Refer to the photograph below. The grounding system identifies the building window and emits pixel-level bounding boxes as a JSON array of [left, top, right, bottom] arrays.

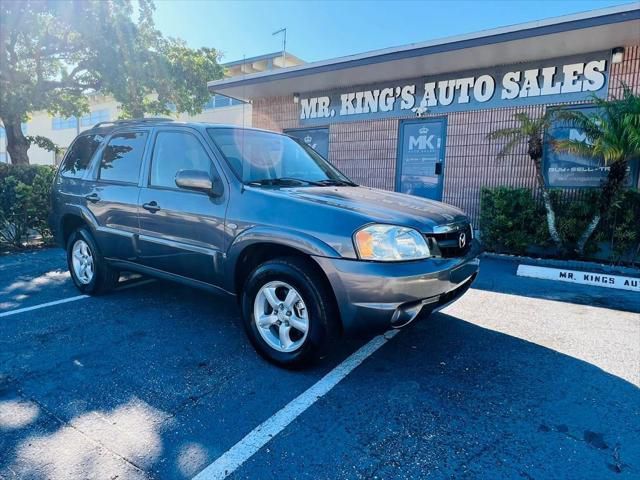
[[52, 116, 78, 130], [543, 105, 639, 188], [203, 94, 243, 110], [80, 109, 110, 127]]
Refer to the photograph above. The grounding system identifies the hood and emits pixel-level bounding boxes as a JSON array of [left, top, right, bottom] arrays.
[[282, 186, 468, 232]]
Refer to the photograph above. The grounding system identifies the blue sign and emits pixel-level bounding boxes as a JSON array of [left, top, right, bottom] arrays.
[[285, 127, 329, 158], [543, 105, 639, 188], [299, 52, 610, 125]]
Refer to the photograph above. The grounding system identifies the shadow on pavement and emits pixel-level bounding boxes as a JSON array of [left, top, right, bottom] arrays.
[[1, 255, 638, 478], [0, 280, 363, 479], [234, 312, 640, 480]]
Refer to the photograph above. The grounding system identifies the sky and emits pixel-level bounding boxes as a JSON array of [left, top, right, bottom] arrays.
[[153, 0, 636, 64]]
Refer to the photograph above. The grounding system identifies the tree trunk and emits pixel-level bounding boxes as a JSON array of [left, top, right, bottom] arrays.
[[532, 157, 562, 249], [575, 159, 629, 256], [2, 115, 30, 165], [576, 215, 601, 255]]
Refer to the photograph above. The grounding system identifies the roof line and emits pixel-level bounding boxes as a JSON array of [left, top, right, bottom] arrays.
[[222, 51, 303, 67], [208, 3, 640, 91]]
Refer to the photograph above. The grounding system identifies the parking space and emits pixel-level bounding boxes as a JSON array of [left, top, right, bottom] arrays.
[[1, 250, 638, 479]]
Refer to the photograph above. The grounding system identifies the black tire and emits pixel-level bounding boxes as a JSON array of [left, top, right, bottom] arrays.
[[241, 256, 340, 368], [66, 227, 119, 295]]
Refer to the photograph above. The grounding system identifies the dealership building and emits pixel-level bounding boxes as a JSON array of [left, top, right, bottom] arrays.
[[208, 4, 640, 224]]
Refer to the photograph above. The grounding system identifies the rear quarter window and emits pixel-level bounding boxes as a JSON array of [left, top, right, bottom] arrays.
[[60, 134, 104, 178]]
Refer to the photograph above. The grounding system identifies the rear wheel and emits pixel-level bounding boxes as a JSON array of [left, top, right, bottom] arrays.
[[66, 227, 119, 294], [241, 257, 339, 368]]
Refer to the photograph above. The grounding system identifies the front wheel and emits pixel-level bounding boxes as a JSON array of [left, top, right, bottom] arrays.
[[241, 257, 339, 368]]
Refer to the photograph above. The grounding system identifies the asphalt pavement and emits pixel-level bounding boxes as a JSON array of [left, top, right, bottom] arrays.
[[0, 249, 638, 480]]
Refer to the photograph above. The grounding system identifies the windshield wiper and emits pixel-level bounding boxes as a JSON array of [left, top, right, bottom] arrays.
[[312, 178, 358, 187], [246, 177, 321, 187]]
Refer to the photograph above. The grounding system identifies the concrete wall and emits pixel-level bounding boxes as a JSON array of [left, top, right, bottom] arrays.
[[251, 44, 640, 224]]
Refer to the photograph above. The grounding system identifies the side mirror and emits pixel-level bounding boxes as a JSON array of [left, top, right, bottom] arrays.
[[175, 169, 223, 197]]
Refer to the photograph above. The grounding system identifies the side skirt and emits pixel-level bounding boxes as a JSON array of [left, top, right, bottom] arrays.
[[105, 258, 236, 298]]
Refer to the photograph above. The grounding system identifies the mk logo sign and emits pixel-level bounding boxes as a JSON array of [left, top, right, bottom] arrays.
[[408, 128, 441, 151]]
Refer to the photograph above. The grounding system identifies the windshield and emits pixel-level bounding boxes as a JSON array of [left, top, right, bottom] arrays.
[[207, 128, 354, 186]]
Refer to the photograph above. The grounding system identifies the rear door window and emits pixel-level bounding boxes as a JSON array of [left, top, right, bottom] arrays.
[[99, 131, 148, 184], [60, 134, 103, 178]]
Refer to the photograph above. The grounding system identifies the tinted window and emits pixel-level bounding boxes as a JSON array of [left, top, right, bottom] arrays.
[[60, 134, 103, 178], [99, 131, 148, 183], [150, 131, 213, 189]]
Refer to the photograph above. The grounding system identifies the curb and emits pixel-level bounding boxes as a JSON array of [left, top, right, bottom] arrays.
[[481, 252, 640, 278]]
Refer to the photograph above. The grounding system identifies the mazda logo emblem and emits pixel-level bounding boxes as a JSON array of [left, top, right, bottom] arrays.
[[458, 232, 466, 249]]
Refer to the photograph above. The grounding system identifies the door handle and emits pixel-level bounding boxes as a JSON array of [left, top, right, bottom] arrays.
[[142, 201, 161, 213], [435, 162, 443, 175], [85, 193, 100, 203]]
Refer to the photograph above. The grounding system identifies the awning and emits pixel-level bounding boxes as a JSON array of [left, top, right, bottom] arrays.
[[208, 4, 640, 100]]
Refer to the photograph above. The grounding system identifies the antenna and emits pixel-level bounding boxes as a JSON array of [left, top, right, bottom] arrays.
[[272, 28, 287, 67]]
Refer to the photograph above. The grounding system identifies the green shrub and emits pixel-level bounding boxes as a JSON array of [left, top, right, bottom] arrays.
[[480, 186, 640, 265], [595, 190, 640, 264], [0, 164, 56, 249], [479, 187, 547, 255]]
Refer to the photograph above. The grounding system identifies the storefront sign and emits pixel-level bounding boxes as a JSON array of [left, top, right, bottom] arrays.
[[517, 265, 640, 292], [299, 53, 610, 125], [543, 105, 638, 188]]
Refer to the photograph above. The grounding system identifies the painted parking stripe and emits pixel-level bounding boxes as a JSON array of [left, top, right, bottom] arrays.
[[193, 329, 400, 480], [0, 294, 89, 318], [0, 279, 155, 318]]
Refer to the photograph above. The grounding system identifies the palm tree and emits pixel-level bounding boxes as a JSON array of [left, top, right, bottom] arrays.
[[552, 86, 640, 255], [487, 112, 563, 248]]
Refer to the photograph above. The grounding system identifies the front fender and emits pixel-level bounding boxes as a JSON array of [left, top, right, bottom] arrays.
[[223, 226, 341, 292]]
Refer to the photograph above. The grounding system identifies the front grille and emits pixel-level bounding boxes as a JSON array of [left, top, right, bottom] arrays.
[[426, 224, 472, 258]]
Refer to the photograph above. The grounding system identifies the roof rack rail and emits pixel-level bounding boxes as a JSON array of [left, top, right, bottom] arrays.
[[91, 118, 174, 129]]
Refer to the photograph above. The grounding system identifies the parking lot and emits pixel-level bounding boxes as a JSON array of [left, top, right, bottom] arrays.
[[0, 249, 638, 480]]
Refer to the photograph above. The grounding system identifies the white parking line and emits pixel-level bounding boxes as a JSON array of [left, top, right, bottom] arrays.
[[0, 295, 89, 318], [193, 329, 400, 480], [0, 279, 156, 318]]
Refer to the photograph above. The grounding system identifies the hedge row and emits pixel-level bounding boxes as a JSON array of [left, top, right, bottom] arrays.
[[0, 163, 56, 249], [480, 186, 640, 264]]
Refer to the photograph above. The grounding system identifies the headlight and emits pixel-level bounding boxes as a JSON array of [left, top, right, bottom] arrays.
[[354, 224, 430, 261]]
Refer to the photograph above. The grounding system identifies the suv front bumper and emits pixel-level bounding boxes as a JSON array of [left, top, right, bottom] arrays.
[[313, 240, 480, 333]]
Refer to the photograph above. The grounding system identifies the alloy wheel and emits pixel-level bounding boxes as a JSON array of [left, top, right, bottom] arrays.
[[253, 281, 309, 353]]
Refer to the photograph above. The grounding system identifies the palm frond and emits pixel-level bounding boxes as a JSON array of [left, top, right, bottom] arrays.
[[486, 127, 523, 141], [496, 135, 523, 161], [552, 109, 602, 141], [552, 138, 597, 158]]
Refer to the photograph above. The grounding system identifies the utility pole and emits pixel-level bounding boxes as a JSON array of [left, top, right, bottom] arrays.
[[272, 28, 287, 67]]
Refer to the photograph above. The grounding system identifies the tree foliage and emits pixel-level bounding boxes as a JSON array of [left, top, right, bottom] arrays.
[[0, 0, 224, 164]]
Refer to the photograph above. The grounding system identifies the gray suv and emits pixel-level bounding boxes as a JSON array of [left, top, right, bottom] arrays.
[[50, 119, 480, 367]]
